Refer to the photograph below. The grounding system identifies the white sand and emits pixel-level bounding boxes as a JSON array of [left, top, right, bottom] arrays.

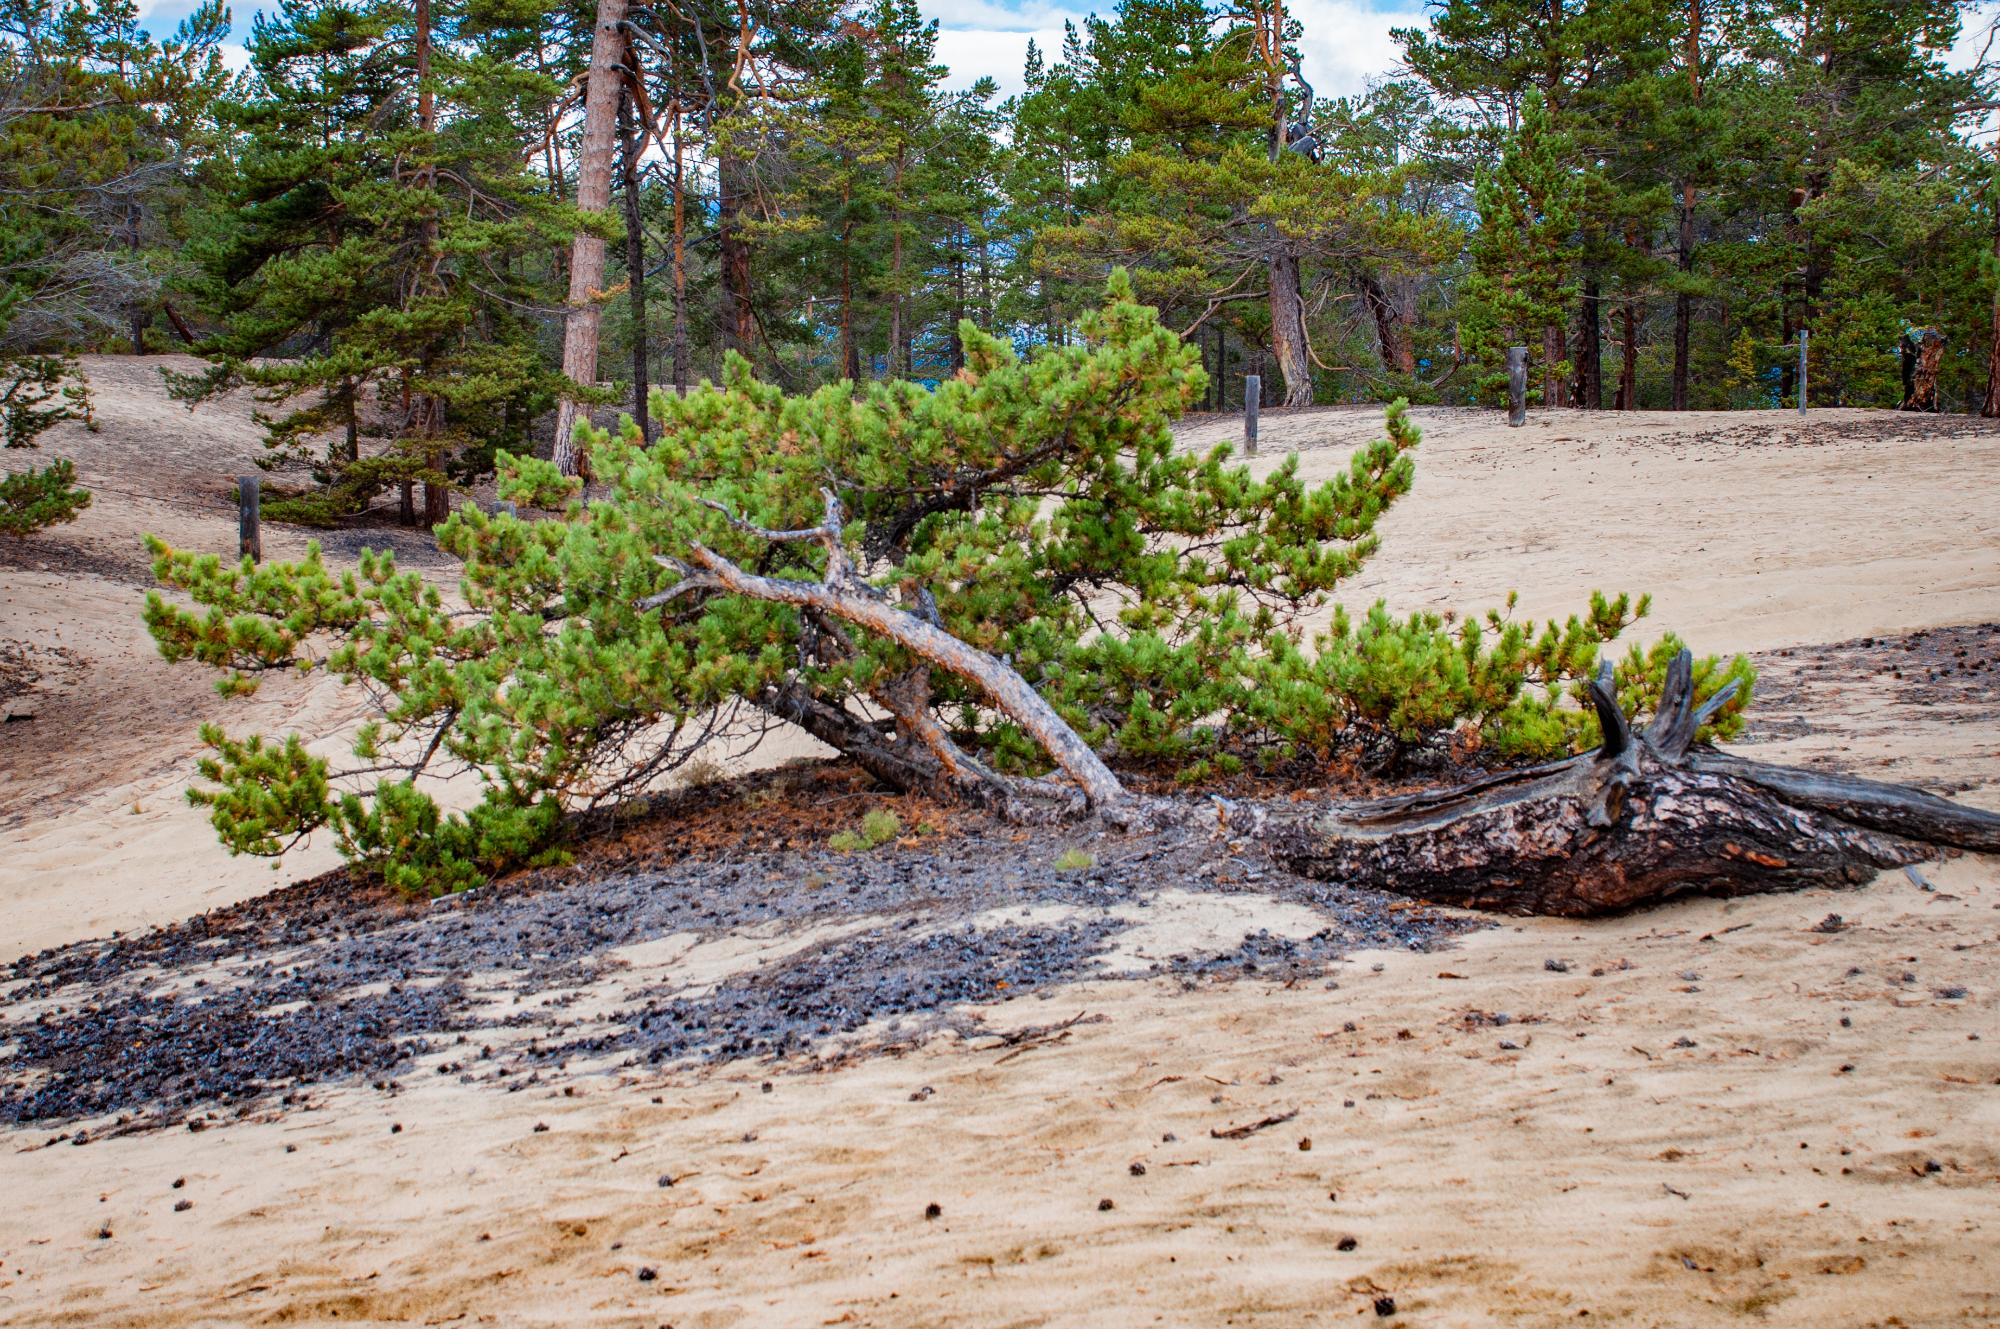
[[3, 371, 1997, 1325]]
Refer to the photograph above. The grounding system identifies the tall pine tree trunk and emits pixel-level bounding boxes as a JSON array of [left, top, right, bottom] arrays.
[[670, 105, 689, 397], [1542, 324, 1562, 404], [840, 251, 859, 382], [1577, 270, 1602, 408], [1672, 0, 1702, 411], [1268, 253, 1313, 406], [1985, 143, 2000, 416], [618, 84, 649, 441], [889, 148, 906, 379], [1672, 185, 1695, 410], [553, 0, 628, 476], [1255, 0, 1311, 408], [1359, 272, 1412, 375], [952, 228, 968, 374], [717, 136, 755, 359], [1620, 300, 1638, 410]]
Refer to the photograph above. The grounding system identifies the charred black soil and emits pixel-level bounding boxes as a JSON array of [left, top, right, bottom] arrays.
[[0, 764, 1471, 1137]]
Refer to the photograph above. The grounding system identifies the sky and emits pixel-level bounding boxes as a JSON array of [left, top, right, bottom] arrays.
[[927, 0, 1425, 100], [131, 0, 1998, 109], [132, 0, 1430, 98]]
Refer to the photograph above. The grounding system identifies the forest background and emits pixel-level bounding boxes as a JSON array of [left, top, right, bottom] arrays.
[[6, 0, 2000, 514]]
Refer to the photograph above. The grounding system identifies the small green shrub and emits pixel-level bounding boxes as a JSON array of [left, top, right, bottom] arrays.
[[1054, 848, 1095, 871], [831, 808, 902, 853], [0, 458, 90, 535]]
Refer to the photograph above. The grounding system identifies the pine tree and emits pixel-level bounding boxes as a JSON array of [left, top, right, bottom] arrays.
[[145, 273, 1746, 891], [1462, 90, 1582, 403], [170, 0, 571, 523]]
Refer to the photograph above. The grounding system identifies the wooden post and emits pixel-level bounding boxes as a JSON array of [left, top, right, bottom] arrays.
[[237, 476, 261, 563], [1506, 346, 1528, 427], [1244, 374, 1260, 456], [1797, 329, 1808, 415]]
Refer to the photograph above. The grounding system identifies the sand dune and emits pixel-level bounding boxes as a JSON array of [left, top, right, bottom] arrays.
[[3, 368, 1997, 1325]]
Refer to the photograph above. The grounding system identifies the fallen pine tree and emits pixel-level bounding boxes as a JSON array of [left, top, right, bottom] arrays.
[[139, 272, 1996, 912], [1273, 651, 2000, 915]]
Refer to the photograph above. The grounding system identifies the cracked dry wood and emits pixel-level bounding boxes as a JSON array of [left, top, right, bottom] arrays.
[[1276, 651, 2000, 916]]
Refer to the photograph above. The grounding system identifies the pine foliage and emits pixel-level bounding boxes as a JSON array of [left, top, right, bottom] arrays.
[[147, 276, 1749, 893]]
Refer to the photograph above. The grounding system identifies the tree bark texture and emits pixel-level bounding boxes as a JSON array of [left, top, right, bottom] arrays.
[[1359, 272, 1414, 375], [1267, 251, 1314, 407], [1276, 653, 2000, 916], [552, 0, 628, 477]]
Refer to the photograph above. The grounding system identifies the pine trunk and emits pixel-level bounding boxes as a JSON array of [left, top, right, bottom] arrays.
[[617, 86, 649, 441], [1985, 145, 2000, 416], [1359, 272, 1412, 376], [552, 0, 628, 476], [1577, 272, 1602, 408], [1268, 251, 1314, 407], [670, 108, 689, 396], [1620, 301, 1638, 410], [717, 140, 755, 357]]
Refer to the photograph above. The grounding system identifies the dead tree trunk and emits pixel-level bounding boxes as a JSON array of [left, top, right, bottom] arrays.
[[1276, 652, 2000, 916], [552, 0, 628, 476]]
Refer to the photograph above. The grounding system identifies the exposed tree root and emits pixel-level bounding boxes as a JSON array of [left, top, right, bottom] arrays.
[[1275, 652, 2000, 916]]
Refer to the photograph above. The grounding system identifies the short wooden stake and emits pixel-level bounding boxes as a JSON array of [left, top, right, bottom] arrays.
[[1797, 329, 1808, 415], [237, 475, 261, 563], [1244, 374, 1260, 456], [1506, 346, 1528, 427]]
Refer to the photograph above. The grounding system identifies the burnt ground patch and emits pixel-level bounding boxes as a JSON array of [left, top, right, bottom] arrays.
[[0, 766, 1473, 1137]]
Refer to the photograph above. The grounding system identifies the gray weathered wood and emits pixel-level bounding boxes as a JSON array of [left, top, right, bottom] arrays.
[[1798, 329, 1809, 415], [236, 476, 260, 563], [1243, 374, 1260, 456], [1275, 651, 2000, 916], [639, 489, 1135, 820], [1506, 346, 1527, 426]]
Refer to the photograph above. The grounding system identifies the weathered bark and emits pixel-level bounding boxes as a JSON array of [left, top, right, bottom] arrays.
[[1267, 251, 1314, 407], [552, 0, 628, 476], [1277, 652, 2000, 916], [1903, 331, 1943, 412]]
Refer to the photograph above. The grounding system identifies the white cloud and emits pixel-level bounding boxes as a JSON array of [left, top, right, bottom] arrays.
[[923, 0, 1424, 100], [934, 26, 1066, 97]]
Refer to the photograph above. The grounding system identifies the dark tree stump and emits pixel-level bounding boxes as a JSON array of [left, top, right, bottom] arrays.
[[1277, 652, 2000, 916]]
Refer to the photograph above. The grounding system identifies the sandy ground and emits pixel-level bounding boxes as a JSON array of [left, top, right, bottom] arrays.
[[3, 367, 1998, 1325]]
